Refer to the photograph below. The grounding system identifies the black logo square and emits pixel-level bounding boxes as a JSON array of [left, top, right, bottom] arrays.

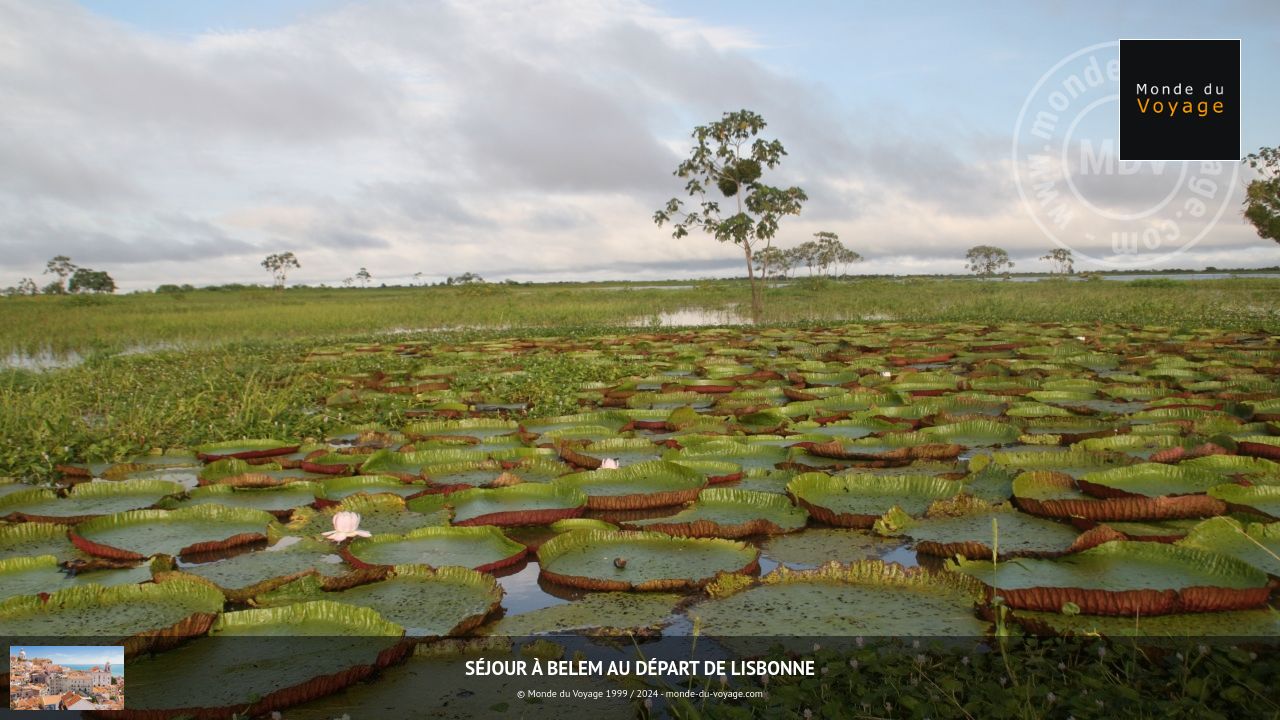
[[1119, 39, 1240, 161]]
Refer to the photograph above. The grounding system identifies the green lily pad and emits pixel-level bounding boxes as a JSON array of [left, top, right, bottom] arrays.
[[172, 481, 324, 514], [918, 420, 1020, 446], [0, 480, 184, 521], [1079, 463, 1223, 497], [345, 526, 526, 573], [256, 564, 501, 637], [0, 522, 76, 562], [1014, 606, 1280, 638], [0, 555, 152, 602], [0, 575, 224, 639], [1209, 484, 1280, 519], [620, 488, 808, 537], [688, 561, 987, 637], [1177, 517, 1280, 576], [122, 601, 403, 714], [194, 439, 301, 461], [169, 537, 349, 600], [291, 494, 450, 537], [408, 483, 586, 527], [950, 540, 1271, 615], [883, 503, 1084, 559], [321, 474, 429, 499], [786, 472, 962, 528], [488, 592, 683, 636], [761, 528, 902, 569], [553, 460, 706, 510], [72, 505, 278, 560], [537, 529, 758, 591]]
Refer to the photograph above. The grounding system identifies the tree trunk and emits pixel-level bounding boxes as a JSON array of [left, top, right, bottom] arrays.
[[744, 244, 762, 323]]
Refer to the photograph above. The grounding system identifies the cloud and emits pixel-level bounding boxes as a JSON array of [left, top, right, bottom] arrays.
[[0, 0, 1273, 291]]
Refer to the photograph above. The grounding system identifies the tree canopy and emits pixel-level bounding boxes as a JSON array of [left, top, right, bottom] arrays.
[[1243, 147, 1280, 244], [965, 245, 1014, 277]]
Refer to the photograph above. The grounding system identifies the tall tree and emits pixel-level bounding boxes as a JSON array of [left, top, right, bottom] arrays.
[[753, 246, 787, 279], [68, 268, 116, 294], [654, 110, 807, 322], [355, 267, 372, 288], [965, 245, 1014, 277], [1040, 248, 1074, 274], [261, 252, 300, 290], [1243, 147, 1280, 244], [43, 255, 77, 294]]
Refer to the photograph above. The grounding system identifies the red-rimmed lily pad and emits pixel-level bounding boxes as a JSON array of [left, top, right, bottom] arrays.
[[619, 488, 808, 538], [1077, 463, 1223, 498], [157, 536, 350, 601], [875, 501, 1094, 559], [195, 439, 301, 462], [688, 560, 987, 638], [537, 529, 759, 591], [71, 505, 279, 561], [0, 576, 224, 654], [553, 460, 707, 510], [343, 526, 526, 573], [1176, 516, 1280, 577], [321, 475, 429, 500], [786, 472, 962, 528], [1209, 483, 1280, 519], [408, 483, 587, 527], [170, 481, 325, 518], [949, 540, 1272, 615], [1013, 470, 1226, 521], [120, 600, 406, 718], [254, 564, 501, 637], [0, 479, 184, 523], [0, 522, 76, 562]]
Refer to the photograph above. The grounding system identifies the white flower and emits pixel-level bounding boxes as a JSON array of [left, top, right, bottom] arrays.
[[322, 511, 372, 542], [1076, 336, 1086, 341], [880, 370, 892, 377], [600, 458, 620, 469]]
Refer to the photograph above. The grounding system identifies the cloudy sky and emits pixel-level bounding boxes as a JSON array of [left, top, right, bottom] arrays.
[[2, 0, 1278, 291]]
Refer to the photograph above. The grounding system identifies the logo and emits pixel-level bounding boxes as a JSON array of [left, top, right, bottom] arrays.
[[1012, 41, 1239, 267]]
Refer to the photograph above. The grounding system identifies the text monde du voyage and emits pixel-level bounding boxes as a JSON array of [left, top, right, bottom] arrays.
[[1134, 82, 1228, 118]]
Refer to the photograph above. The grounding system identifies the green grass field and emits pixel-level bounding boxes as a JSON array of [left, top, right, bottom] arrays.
[[2, 277, 1278, 358]]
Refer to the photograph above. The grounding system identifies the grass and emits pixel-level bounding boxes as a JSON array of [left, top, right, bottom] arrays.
[[2, 277, 1278, 358]]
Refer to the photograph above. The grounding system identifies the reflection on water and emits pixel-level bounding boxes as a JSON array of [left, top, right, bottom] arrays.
[[629, 307, 750, 327], [2, 341, 187, 372]]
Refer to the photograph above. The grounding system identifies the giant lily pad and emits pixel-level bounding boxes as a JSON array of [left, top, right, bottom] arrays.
[[1078, 463, 1223, 498], [344, 526, 526, 573], [1013, 606, 1280, 638], [71, 505, 279, 561], [949, 540, 1272, 615], [1209, 483, 1280, 519], [0, 522, 76, 562], [1013, 470, 1226, 521], [0, 479, 184, 523], [880, 501, 1089, 559], [786, 472, 962, 528], [761, 529, 901, 569], [161, 536, 350, 601], [553, 460, 707, 510], [0, 554, 152, 602], [620, 488, 808, 538], [255, 564, 501, 637], [291, 494, 450, 538], [1177, 517, 1280, 576], [688, 561, 987, 637], [322, 474, 429, 500], [537, 530, 759, 591], [408, 483, 587, 526], [488, 592, 683, 636], [0, 576, 224, 652], [171, 481, 324, 516], [122, 601, 405, 717], [195, 439, 301, 461]]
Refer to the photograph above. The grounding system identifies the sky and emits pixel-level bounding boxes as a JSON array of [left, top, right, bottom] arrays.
[[12, 645, 125, 669], [1, 0, 1278, 291]]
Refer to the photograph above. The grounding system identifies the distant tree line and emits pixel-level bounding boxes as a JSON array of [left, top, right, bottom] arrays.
[[2, 255, 116, 297]]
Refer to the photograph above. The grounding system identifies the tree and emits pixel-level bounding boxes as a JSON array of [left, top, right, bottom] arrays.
[[1243, 147, 1280, 244], [43, 255, 77, 294], [68, 268, 116, 294], [654, 109, 807, 322], [355, 267, 372, 287], [1040, 248, 1074, 274], [753, 246, 787, 279], [446, 272, 485, 285], [261, 252, 300, 290], [342, 277, 354, 288], [964, 245, 1014, 277], [413, 271, 424, 286]]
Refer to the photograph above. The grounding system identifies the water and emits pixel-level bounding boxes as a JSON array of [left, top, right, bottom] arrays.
[[2, 342, 186, 372], [628, 308, 750, 327]]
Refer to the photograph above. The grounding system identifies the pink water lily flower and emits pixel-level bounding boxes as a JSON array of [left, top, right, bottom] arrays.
[[600, 458, 620, 469], [322, 511, 372, 542]]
